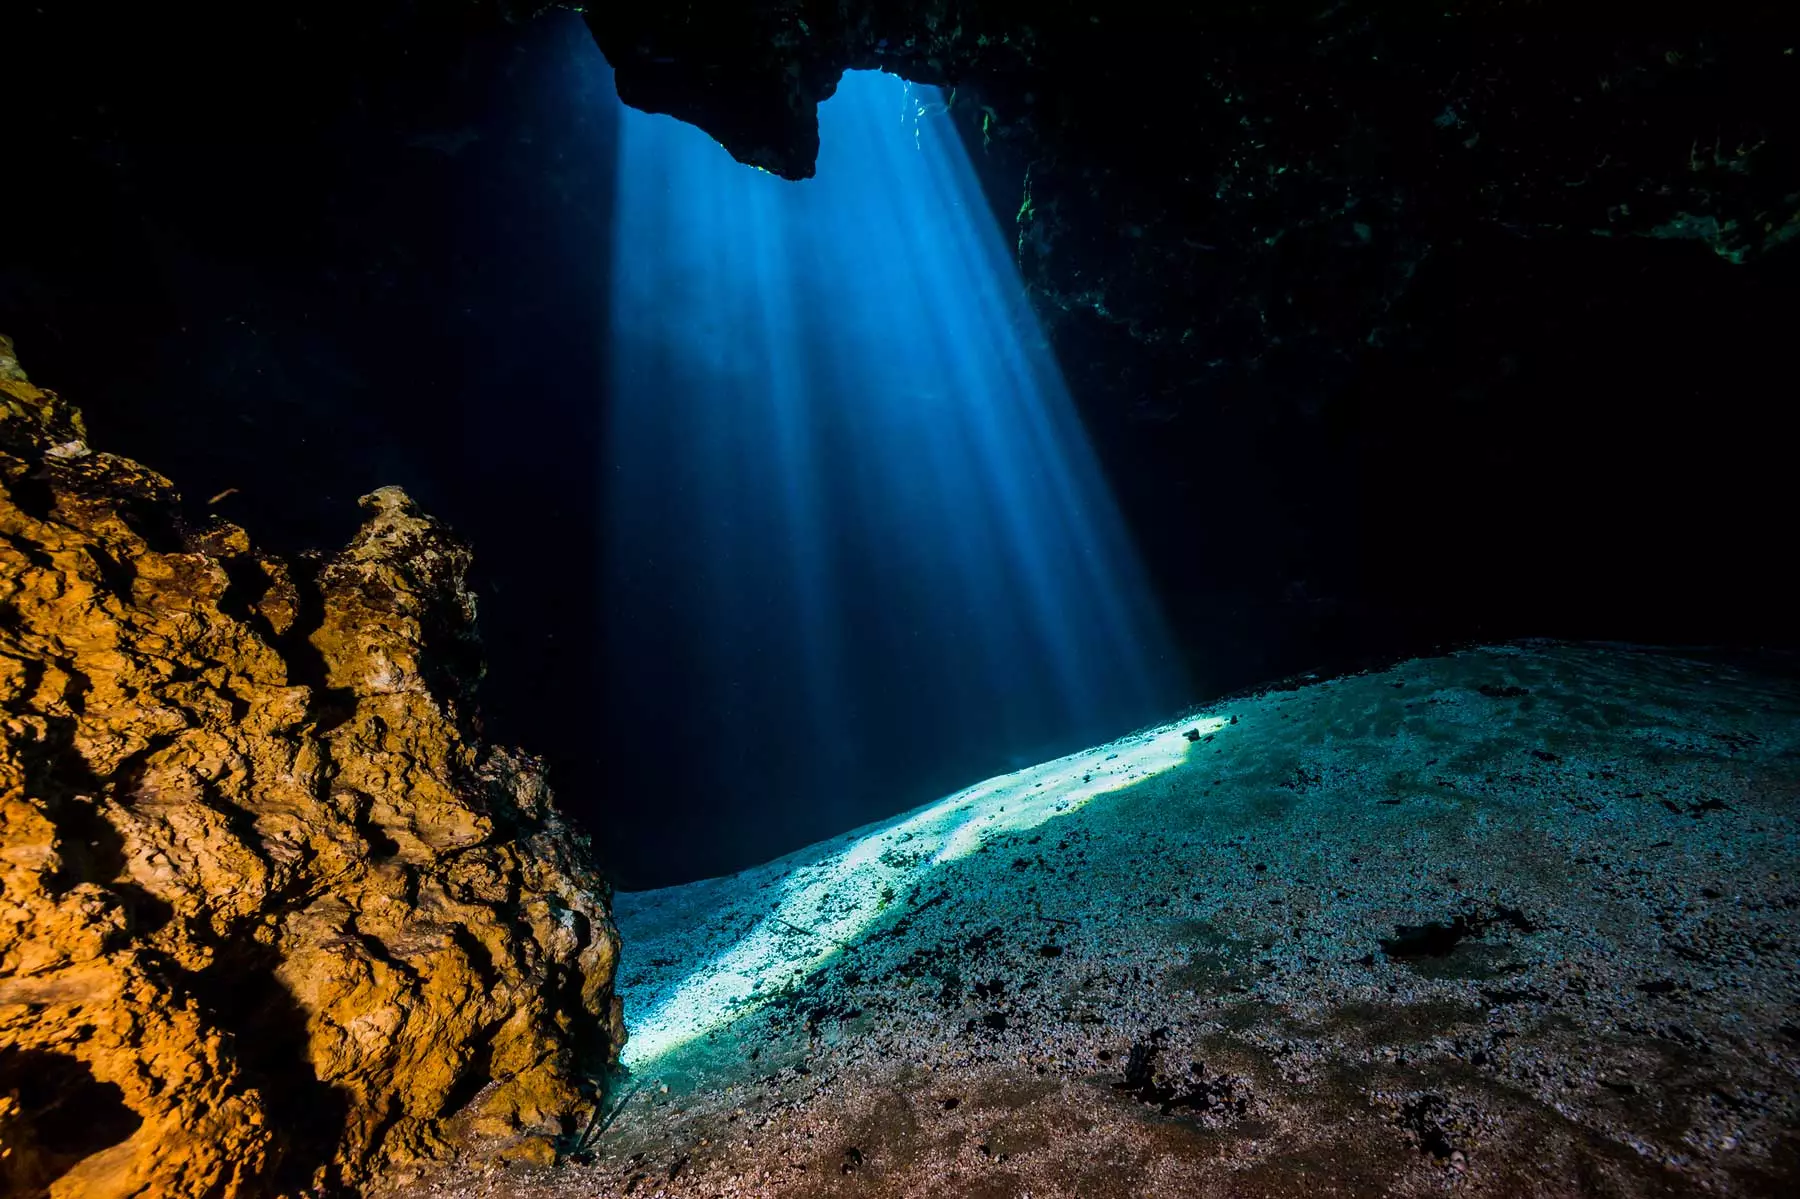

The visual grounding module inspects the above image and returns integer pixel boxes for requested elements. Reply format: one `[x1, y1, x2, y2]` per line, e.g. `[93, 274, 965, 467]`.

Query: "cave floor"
[410, 642, 1800, 1197]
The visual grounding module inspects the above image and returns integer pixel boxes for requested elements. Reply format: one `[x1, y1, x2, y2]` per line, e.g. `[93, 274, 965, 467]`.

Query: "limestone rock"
[0, 336, 624, 1196]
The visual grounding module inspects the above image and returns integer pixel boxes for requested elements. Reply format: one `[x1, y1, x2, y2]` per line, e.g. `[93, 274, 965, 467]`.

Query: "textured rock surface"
[0, 335, 624, 1196]
[407, 642, 1799, 1197]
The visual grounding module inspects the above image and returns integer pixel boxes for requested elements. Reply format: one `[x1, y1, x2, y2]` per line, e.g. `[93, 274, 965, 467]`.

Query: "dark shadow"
[0, 1047, 143, 1197]
[110, 492, 188, 555]
[216, 553, 279, 641]
[179, 941, 354, 1191]
[277, 558, 356, 737]
[42, 787, 125, 895]
[448, 925, 498, 991]
[349, 799, 403, 862]
[437, 1023, 499, 1119]
[0, 471, 58, 525]
[108, 881, 175, 937]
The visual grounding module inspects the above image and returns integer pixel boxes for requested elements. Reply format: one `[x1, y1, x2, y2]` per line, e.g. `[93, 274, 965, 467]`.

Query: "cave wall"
[1, 2, 634, 875]
[0, 337, 623, 1194]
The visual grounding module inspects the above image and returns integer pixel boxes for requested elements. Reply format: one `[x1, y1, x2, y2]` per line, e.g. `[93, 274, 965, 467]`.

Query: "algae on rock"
[0, 333, 624, 1196]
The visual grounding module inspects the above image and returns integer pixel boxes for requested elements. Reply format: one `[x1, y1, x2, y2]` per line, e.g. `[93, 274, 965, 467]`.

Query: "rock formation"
[0, 333, 624, 1197]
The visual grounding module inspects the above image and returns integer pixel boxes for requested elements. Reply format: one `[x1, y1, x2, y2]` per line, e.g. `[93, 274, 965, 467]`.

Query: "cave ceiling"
[583, 2, 1798, 407]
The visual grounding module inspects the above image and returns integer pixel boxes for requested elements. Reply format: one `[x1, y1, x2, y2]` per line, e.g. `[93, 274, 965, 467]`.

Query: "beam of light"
[619, 716, 1226, 1071]
[604, 72, 1186, 884]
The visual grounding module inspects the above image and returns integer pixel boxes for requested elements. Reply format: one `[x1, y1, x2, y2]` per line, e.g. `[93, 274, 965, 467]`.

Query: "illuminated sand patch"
[620, 716, 1224, 1070]
[540, 646, 1800, 1198]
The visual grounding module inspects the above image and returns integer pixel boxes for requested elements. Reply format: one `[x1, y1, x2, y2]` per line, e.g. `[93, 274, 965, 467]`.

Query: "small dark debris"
[840, 1147, 864, 1174]
[668, 1155, 689, 1181]
[1711, 731, 1761, 750]
[1382, 916, 1478, 959]
[1382, 903, 1537, 959]
[975, 1011, 1007, 1032]
[1479, 684, 1530, 698]
[1378, 798, 1403, 805]
[965, 927, 1004, 955]
[1398, 1094, 1456, 1158]
[941, 1096, 960, 1110]
[1281, 766, 1322, 792]
[1530, 749, 1562, 762]
[1230, 715, 1239, 724]
[1636, 979, 1679, 996]
[1123, 1040, 1157, 1089]
[1663, 797, 1731, 819]
[1039, 944, 1063, 957]
[1184, 727, 1202, 742]
[1492, 904, 1537, 934]
[1111, 1039, 1251, 1118]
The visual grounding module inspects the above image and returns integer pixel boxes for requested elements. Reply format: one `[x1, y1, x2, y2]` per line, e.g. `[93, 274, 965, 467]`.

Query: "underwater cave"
[1, 2, 1797, 1196]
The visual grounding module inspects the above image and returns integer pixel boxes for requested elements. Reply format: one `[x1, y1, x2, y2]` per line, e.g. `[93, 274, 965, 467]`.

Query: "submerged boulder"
[0, 333, 624, 1195]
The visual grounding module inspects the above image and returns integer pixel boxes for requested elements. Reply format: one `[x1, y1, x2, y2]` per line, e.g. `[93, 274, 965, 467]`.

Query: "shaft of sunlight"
[604, 70, 1186, 868]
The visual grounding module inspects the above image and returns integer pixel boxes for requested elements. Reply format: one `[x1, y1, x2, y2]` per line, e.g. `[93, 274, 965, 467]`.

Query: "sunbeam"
[604, 69, 1186, 874]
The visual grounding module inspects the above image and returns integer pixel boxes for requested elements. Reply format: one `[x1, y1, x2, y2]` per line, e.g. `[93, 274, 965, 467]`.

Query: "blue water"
[602, 70, 1186, 878]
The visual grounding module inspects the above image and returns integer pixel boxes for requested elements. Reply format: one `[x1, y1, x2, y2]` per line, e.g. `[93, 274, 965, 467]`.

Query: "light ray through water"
[604, 70, 1187, 871]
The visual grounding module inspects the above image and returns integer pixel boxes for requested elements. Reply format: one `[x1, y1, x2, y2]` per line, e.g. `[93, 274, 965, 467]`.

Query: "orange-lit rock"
[0, 333, 623, 1196]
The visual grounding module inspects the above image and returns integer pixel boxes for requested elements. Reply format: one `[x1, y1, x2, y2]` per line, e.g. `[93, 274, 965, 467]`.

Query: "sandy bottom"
[400, 642, 1800, 1197]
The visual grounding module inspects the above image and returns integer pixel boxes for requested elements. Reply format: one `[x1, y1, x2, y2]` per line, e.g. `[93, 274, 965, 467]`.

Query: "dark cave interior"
[4, 2, 1794, 888]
